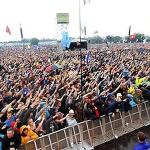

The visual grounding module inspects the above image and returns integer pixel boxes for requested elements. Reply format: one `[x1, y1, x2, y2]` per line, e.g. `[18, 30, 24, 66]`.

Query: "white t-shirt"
[66, 116, 77, 126]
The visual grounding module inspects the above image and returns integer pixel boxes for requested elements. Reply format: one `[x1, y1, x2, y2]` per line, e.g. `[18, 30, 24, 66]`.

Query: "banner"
[85, 50, 91, 64]
[61, 32, 70, 48]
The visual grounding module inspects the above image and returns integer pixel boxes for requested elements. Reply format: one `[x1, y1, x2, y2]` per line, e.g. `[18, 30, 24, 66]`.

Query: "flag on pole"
[84, 26, 87, 36]
[81, 27, 84, 34]
[85, 50, 91, 64]
[6, 25, 11, 35]
[93, 30, 98, 34]
[128, 25, 131, 41]
[130, 34, 136, 40]
[106, 41, 109, 48]
[20, 25, 24, 39]
[83, 0, 86, 5]
[81, 26, 87, 36]
[83, 0, 90, 5]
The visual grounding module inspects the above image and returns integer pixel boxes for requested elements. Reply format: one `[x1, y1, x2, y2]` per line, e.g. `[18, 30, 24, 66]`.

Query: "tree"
[88, 36, 104, 44]
[22, 39, 30, 43]
[113, 36, 123, 43]
[136, 33, 145, 42]
[145, 36, 150, 42]
[129, 33, 145, 43]
[30, 38, 39, 46]
[105, 35, 114, 43]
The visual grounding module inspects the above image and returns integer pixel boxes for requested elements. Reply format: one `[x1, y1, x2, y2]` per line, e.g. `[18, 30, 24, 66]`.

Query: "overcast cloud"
[0, 0, 150, 41]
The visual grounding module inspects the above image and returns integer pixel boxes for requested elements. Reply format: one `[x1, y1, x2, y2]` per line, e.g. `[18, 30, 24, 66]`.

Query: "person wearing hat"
[66, 109, 77, 148]
[115, 93, 123, 112]
[66, 109, 77, 126]
[20, 125, 38, 145]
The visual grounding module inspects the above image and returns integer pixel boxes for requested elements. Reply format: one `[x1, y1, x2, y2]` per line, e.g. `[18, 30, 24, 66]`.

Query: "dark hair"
[7, 110, 13, 114]
[27, 118, 33, 123]
[7, 128, 14, 132]
[21, 128, 28, 136]
[138, 132, 145, 142]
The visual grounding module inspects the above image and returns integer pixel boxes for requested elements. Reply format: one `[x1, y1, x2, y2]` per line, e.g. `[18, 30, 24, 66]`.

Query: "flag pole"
[79, 0, 83, 120]
[20, 24, 25, 51]
[128, 25, 131, 43]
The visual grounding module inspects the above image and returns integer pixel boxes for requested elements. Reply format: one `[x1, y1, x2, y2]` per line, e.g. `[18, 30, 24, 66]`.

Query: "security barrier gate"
[19, 100, 150, 150]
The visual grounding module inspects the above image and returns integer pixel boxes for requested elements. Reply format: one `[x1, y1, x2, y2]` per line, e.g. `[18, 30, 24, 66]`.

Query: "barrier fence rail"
[19, 100, 150, 150]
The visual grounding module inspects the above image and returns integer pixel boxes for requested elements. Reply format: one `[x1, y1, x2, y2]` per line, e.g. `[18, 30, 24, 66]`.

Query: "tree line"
[2, 33, 150, 46]
[88, 34, 150, 44]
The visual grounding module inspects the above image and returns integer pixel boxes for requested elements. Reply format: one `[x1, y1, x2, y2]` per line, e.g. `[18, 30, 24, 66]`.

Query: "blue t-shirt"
[122, 69, 129, 77]
[4, 116, 17, 127]
[22, 88, 29, 96]
[134, 142, 150, 150]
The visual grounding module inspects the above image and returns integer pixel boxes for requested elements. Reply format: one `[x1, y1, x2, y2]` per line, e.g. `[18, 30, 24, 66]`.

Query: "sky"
[0, 0, 150, 41]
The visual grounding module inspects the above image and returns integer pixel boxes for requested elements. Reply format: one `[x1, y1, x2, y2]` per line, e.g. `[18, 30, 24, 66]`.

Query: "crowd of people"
[0, 43, 149, 149]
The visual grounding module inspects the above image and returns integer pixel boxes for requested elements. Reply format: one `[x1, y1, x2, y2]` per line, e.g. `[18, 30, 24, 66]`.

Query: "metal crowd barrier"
[19, 100, 150, 150]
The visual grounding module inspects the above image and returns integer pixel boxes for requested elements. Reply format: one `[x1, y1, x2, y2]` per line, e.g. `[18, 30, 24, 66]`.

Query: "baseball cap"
[69, 109, 74, 114]
[117, 93, 122, 97]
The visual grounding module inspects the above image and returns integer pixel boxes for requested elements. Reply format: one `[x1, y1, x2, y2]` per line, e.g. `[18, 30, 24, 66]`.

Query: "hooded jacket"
[20, 125, 38, 144]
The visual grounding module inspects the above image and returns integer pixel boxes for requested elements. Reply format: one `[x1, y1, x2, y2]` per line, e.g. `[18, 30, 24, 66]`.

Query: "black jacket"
[43, 117, 59, 134]
[2, 132, 21, 150]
